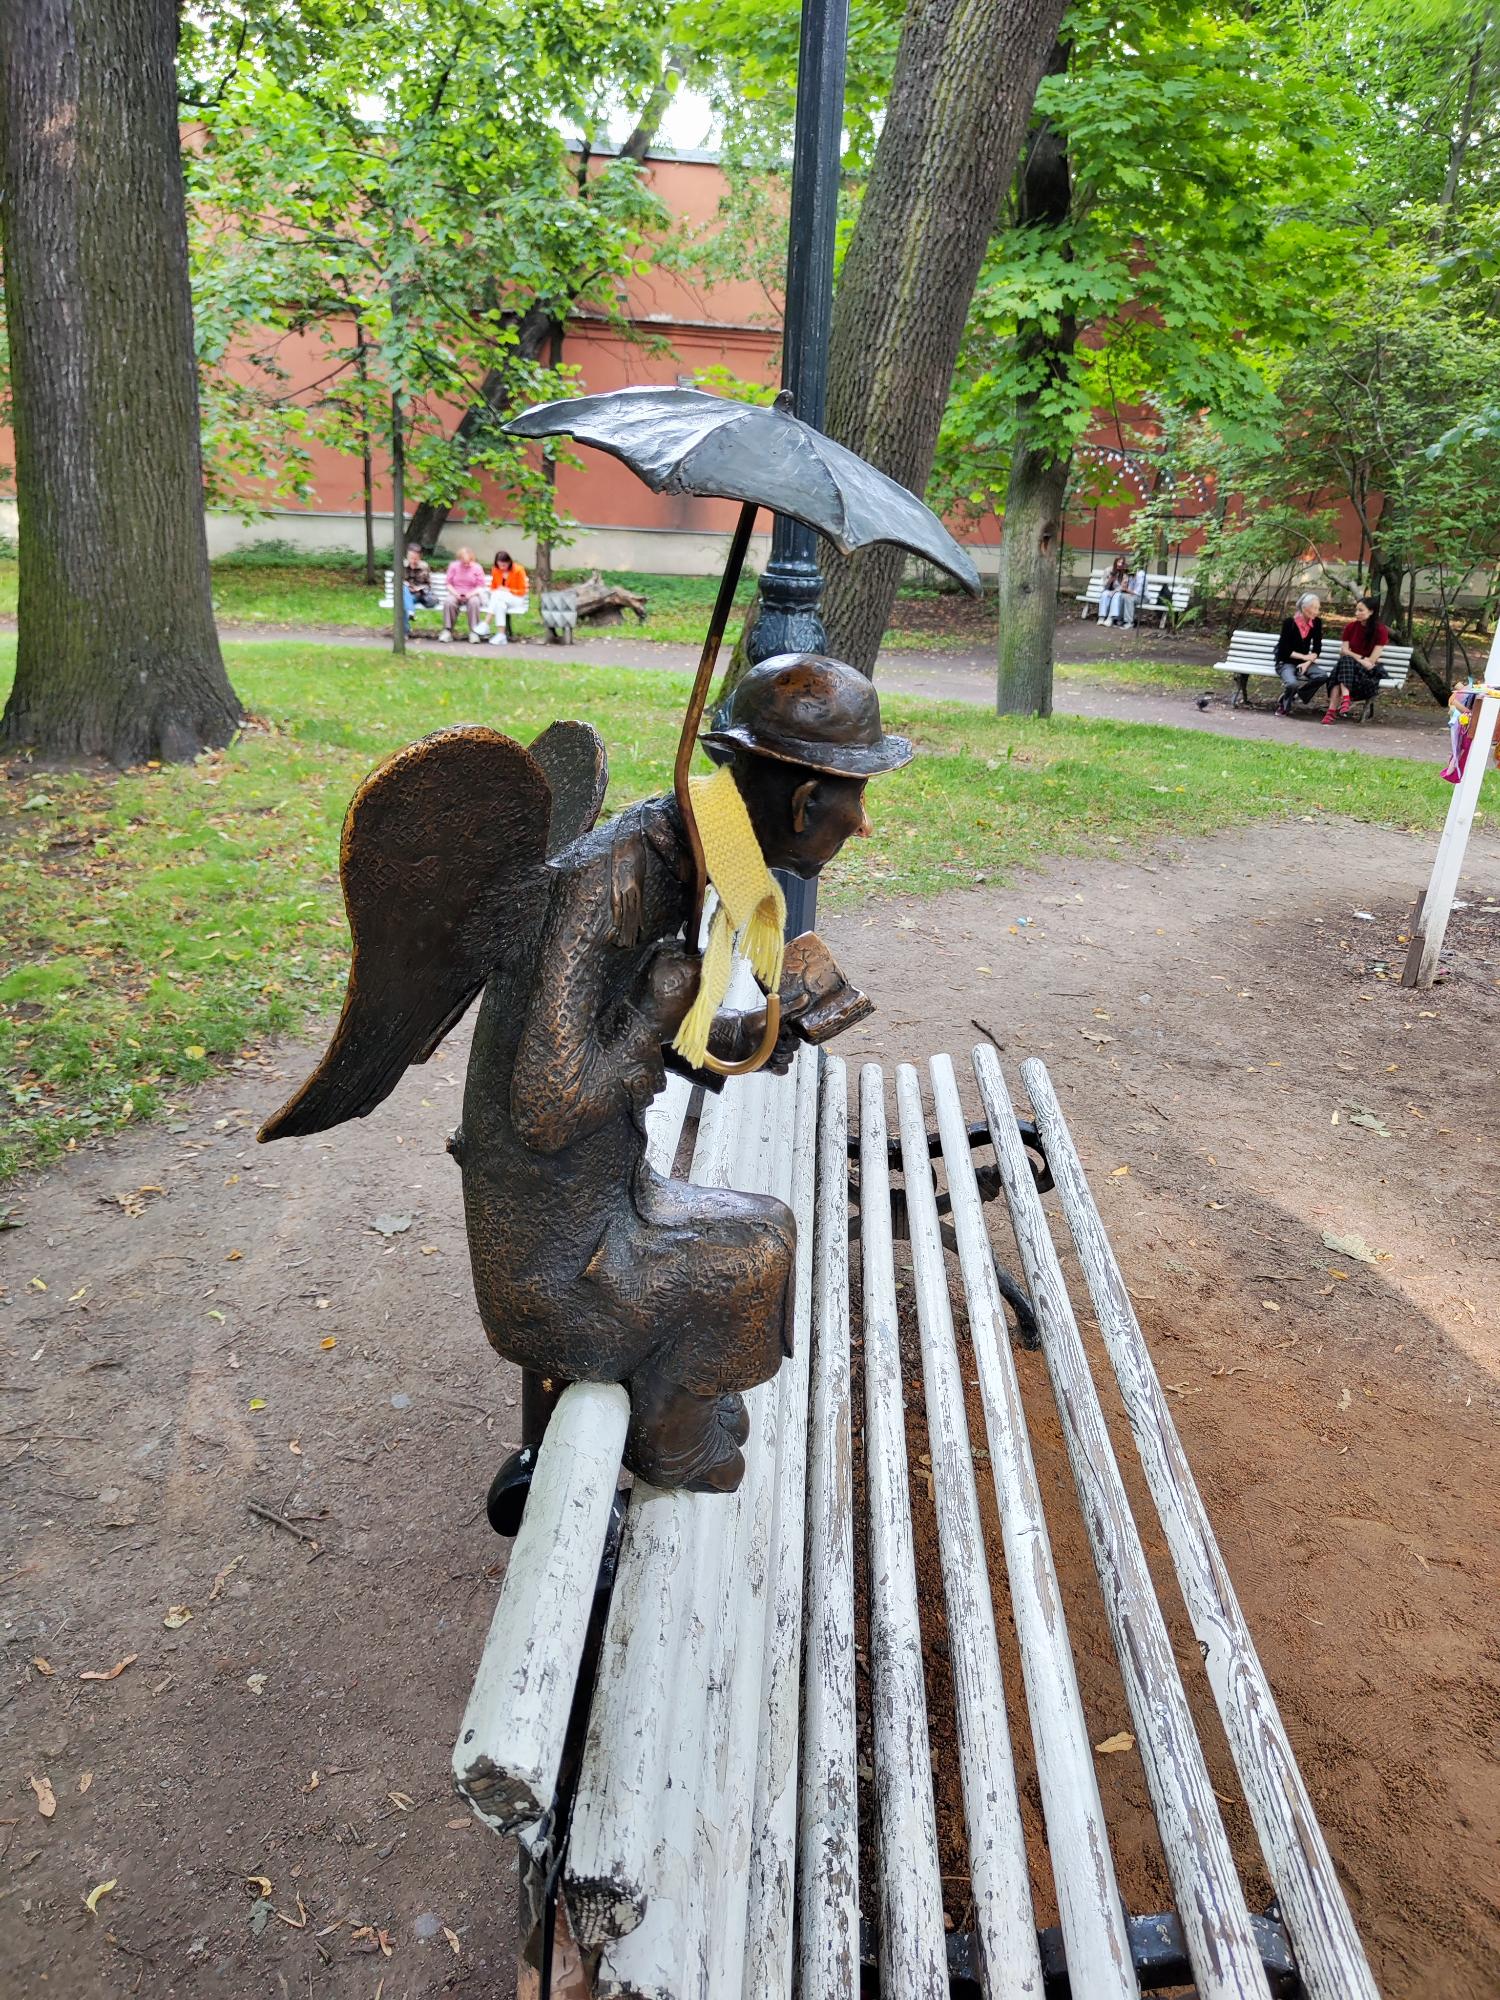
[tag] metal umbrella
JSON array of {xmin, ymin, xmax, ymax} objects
[{"xmin": 506, "ymin": 384, "xmax": 981, "ymax": 1071}]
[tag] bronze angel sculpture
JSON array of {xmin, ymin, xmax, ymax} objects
[{"xmin": 260, "ymin": 656, "xmax": 913, "ymax": 1493}]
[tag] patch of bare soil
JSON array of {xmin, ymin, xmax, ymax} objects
[{"xmin": 1, "ymin": 818, "xmax": 1496, "ymax": 1998}]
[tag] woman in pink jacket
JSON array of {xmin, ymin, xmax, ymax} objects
[{"xmin": 440, "ymin": 548, "xmax": 488, "ymax": 642}]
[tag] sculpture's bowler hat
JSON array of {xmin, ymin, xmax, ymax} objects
[{"xmin": 703, "ymin": 655, "xmax": 914, "ymax": 780}]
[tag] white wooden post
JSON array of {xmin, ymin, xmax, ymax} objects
[{"xmin": 1403, "ymin": 637, "xmax": 1500, "ymax": 987}]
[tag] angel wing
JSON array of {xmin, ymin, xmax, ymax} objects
[{"xmin": 259, "ymin": 721, "xmax": 608, "ymax": 1142}]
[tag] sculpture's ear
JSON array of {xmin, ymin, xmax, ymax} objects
[
  {"xmin": 259, "ymin": 727, "xmax": 555, "ymax": 1142},
  {"xmin": 790, "ymin": 778, "xmax": 819, "ymax": 833}
]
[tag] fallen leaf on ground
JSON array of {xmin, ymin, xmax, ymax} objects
[
  {"xmin": 78, "ymin": 1772, "xmax": 93, "ymax": 1793},
  {"xmin": 163, "ymin": 1606, "xmax": 193, "ymax": 1629},
  {"xmin": 1095, "ymin": 1731, "xmax": 1136, "ymax": 1755},
  {"xmin": 1347, "ymin": 1109, "xmax": 1392, "ymax": 1138},
  {"xmin": 319, "ymin": 1336, "xmax": 337, "ymax": 1351},
  {"xmin": 31, "ymin": 1656, "xmax": 53, "ymax": 1676},
  {"xmin": 370, "ymin": 1213, "xmax": 413, "ymax": 1237},
  {"xmin": 246, "ymin": 1672, "xmax": 267, "ymax": 1696},
  {"xmin": 208, "ymin": 1556, "xmax": 244, "ymax": 1601},
  {"xmin": 1110, "ymin": 1165, "xmax": 1130, "ymax": 1178},
  {"xmin": 225, "ymin": 1249, "xmax": 243, "ymax": 1261},
  {"xmin": 388, "ymin": 1790, "xmax": 415, "ymax": 1811},
  {"xmin": 1260, "ymin": 1300, "xmax": 1280, "ymax": 1312},
  {"xmin": 79, "ymin": 1654, "xmax": 137, "ymax": 1682},
  {"xmin": 248, "ymin": 1398, "xmax": 266, "ymax": 1412},
  {"xmin": 245, "ymin": 1875, "xmax": 273, "ymax": 1898},
  {"xmin": 443, "ymin": 1927, "xmax": 461, "ymax": 1955},
  {"xmin": 445, "ymin": 1817, "xmax": 469, "ymax": 1830},
  {"xmin": 276, "ymin": 1896, "xmax": 309, "ymax": 1929},
  {"xmin": 84, "ymin": 1880, "xmax": 116, "ymax": 1914},
  {"xmin": 1338, "ymin": 1387, "xmax": 1352, "ymax": 1411},
  {"xmin": 1321, "ymin": 1230, "xmax": 1379, "ymax": 1265},
  {"xmin": 30, "ymin": 1775, "xmax": 56, "ymax": 1818}
]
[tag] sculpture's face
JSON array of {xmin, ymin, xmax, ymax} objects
[{"xmin": 736, "ymin": 760, "xmax": 872, "ymax": 880}]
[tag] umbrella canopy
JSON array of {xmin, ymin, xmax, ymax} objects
[{"xmin": 506, "ymin": 385, "xmax": 981, "ymax": 596}]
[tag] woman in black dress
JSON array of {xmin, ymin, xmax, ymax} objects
[
  {"xmin": 1322, "ymin": 594, "xmax": 1389, "ymax": 723},
  {"xmin": 1274, "ymin": 591, "xmax": 1323, "ymax": 714}
]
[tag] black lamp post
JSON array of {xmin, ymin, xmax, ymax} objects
[{"xmin": 749, "ymin": 0, "xmax": 850, "ymax": 937}]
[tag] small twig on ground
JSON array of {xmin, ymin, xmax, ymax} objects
[
  {"xmin": 970, "ymin": 1017, "xmax": 1004, "ymax": 1050},
  {"xmin": 247, "ymin": 1500, "xmax": 320, "ymax": 1546}
]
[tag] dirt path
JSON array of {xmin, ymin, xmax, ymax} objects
[
  {"xmin": 3, "ymin": 820, "xmax": 1497, "ymax": 1998},
  {"xmin": 198, "ymin": 618, "xmax": 1453, "ymax": 764}
]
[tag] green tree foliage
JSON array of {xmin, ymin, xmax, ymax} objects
[
  {"xmin": 181, "ymin": 0, "xmax": 674, "ymax": 542},
  {"xmin": 936, "ymin": 0, "xmax": 1356, "ymax": 518}
]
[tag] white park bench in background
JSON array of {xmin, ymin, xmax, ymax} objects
[
  {"xmin": 378, "ymin": 569, "xmax": 531, "ymax": 641},
  {"xmin": 453, "ymin": 1044, "xmax": 1380, "ymax": 2000},
  {"xmin": 1077, "ymin": 566, "xmax": 1193, "ymax": 623},
  {"xmin": 1212, "ymin": 628, "xmax": 1414, "ymax": 718}
]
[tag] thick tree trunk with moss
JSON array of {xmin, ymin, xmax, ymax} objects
[
  {"xmin": 0, "ymin": 0, "xmax": 241, "ymax": 766},
  {"xmin": 995, "ymin": 46, "xmax": 1074, "ymax": 717},
  {"xmin": 820, "ymin": 0, "xmax": 1070, "ymax": 674}
]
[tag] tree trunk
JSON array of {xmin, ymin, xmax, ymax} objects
[
  {"xmin": 996, "ymin": 442, "xmax": 1069, "ymax": 716},
  {"xmin": 820, "ymin": 0, "xmax": 1071, "ymax": 674},
  {"xmin": 0, "ymin": 0, "xmax": 241, "ymax": 766},
  {"xmin": 995, "ymin": 44, "xmax": 1073, "ymax": 717}
]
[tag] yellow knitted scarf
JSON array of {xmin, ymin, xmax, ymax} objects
[{"xmin": 672, "ymin": 764, "xmax": 785, "ymax": 1069}]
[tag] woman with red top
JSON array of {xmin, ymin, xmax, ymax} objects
[{"xmin": 1323, "ymin": 593, "xmax": 1388, "ymax": 722}]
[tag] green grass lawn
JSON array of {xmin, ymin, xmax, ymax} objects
[
  {"xmin": 1, "ymin": 637, "xmax": 1455, "ymax": 1179},
  {"xmin": 0, "ymin": 555, "xmax": 969, "ymax": 653}
]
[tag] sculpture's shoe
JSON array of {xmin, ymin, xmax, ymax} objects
[{"xmin": 625, "ymin": 1367, "xmax": 750, "ymax": 1493}]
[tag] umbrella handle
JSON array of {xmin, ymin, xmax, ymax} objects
[
  {"xmin": 701, "ymin": 991, "xmax": 782, "ymax": 1077},
  {"xmin": 675, "ymin": 500, "xmax": 760, "ymax": 937}
]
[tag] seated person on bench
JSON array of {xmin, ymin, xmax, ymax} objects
[
  {"xmin": 1323, "ymin": 594, "xmax": 1388, "ymax": 723},
  {"xmin": 402, "ymin": 545, "xmax": 439, "ymax": 634},
  {"xmin": 1099, "ymin": 555, "xmax": 1145, "ymax": 626},
  {"xmin": 1273, "ymin": 591, "xmax": 1324, "ymax": 714},
  {"xmin": 484, "ymin": 549, "xmax": 529, "ymax": 646},
  {"xmin": 440, "ymin": 548, "xmax": 489, "ymax": 643}
]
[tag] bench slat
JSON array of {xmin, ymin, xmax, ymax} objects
[
  {"xmin": 565, "ymin": 1079, "xmax": 744, "ymax": 1951},
  {"xmin": 858, "ymin": 1064, "xmax": 949, "ymax": 1997},
  {"xmin": 930, "ymin": 1057, "xmax": 1136, "ymax": 1998},
  {"xmin": 694, "ymin": 1073, "xmax": 796, "ymax": 1994},
  {"xmin": 1022, "ymin": 1061, "xmax": 1382, "ymax": 2000},
  {"xmin": 742, "ymin": 1053, "xmax": 822, "ymax": 1999},
  {"xmin": 795, "ymin": 1056, "xmax": 861, "ymax": 2000},
  {"xmin": 975, "ymin": 1047, "xmax": 1268, "ymax": 2000},
  {"xmin": 451, "ymin": 1381, "xmax": 630, "ymax": 1831},
  {"xmin": 593, "ymin": 1067, "xmax": 801, "ymax": 1999},
  {"xmin": 895, "ymin": 1065, "xmax": 1044, "ymax": 1997}
]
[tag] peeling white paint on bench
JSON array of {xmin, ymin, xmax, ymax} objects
[
  {"xmin": 858, "ymin": 1064, "xmax": 949, "ymax": 1998},
  {"xmin": 928, "ymin": 1055, "xmax": 1137, "ymax": 1999},
  {"xmin": 451, "ymin": 1379, "xmax": 630, "ymax": 1832},
  {"xmin": 795, "ymin": 1056, "xmax": 860, "ymax": 2000},
  {"xmin": 594, "ymin": 1063, "xmax": 802, "ymax": 2000},
  {"xmin": 895, "ymin": 1064, "xmax": 1043, "ymax": 1999},
  {"xmin": 975, "ymin": 1044, "xmax": 1269, "ymax": 1999},
  {"xmin": 564, "ymin": 1076, "xmax": 744, "ymax": 1951},
  {"xmin": 742, "ymin": 1051, "xmax": 821, "ymax": 1999},
  {"xmin": 1022, "ymin": 1058, "xmax": 1382, "ymax": 2000}
]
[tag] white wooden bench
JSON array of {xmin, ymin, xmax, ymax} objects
[
  {"xmin": 1212, "ymin": 629, "xmax": 1414, "ymax": 718},
  {"xmin": 379, "ymin": 569, "xmax": 530, "ymax": 642},
  {"xmin": 453, "ymin": 1045, "xmax": 1379, "ymax": 1999},
  {"xmin": 1077, "ymin": 566, "xmax": 1193, "ymax": 624}
]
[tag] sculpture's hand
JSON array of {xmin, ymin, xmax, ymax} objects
[{"xmin": 638, "ymin": 940, "xmax": 699, "ymax": 1039}]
